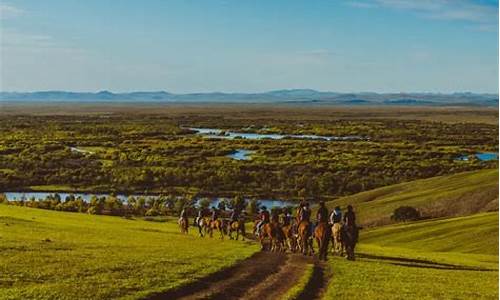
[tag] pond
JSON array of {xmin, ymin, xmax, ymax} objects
[
  {"xmin": 227, "ymin": 149, "xmax": 254, "ymax": 160},
  {"xmin": 2, "ymin": 192, "xmax": 296, "ymax": 209},
  {"xmin": 456, "ymin": 152, "xmax": 498, "ymax": 161},
  {"xmin": 188, "ymin": 127, "xmax": 363, "ymax": 141}
]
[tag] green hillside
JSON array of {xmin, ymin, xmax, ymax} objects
[
  {"xmin": 324, "ymin": 212, "xmax": 499, "ymax": 299},
  {"xmin": 0, "ymin": 205, "xmax": 258, "ymax": 299},
  {"xmin": 326, "ymin": 169, "xmax": 498, "ymax": 226},
  {"xmin": 361, "ymin": 212, "xmax": 498, "ymax": 256}
]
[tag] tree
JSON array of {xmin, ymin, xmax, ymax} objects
[{"xmin": 391, "ymin": 206, "xmax": 421, "ymax": 222}]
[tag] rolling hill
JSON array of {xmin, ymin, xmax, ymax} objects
[{"xmin": 326, "ymin": 169, "xmax": 498, "ymax": 227}]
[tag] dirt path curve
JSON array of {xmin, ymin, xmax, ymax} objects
[{"xmin": 145, "ymin": 251, "xmax": 329, "ymax": 300}]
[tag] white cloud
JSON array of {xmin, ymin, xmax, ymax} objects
[
  {"xmin": 347, "ymin": 0, "xmax": 498, "ymax": 31},
  {"xmin": 0, "ymin": 3, "xmax": 24, "ymax": 19}
]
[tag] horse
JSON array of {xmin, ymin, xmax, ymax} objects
[
  {"xmin": 282, "ymin": 222, "xmax": 298, "ymax": 253},
  {"xmin": 331, "ymin": 222, "xmax": 344, "ymax": 256},
  {"xmin": 314, "ymin": 222, "xmax": 330, "ymax": 261},
  {"xmin": 342, "ymin": 225, "xmax": 358, "ymax": 260},
  {"xmin": 297, "ymin": 220, "xmax": 314, "ymax": 256},
  {"xmin": 196, "ymin": 216, "xmax": 211, "ymax": 237},
  {"xmin": 209, "ymin": 219, "xmax": 225, "ymax": 239},
  {"xmin": 228, "ymin": 219, "xmax": 246, "ymax": 241},
  {"xmin": 178, "ymin": 217, "xmax": 189, "ymax": 234},
  {"xmin": 260, "ymin": 222, "xmax": 286, "ymax": 252}
]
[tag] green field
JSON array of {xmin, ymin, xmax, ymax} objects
[
  {"xmin": 326, "ymin": 169, "xmax": 498, "ymax": 226},
  {"xmin": 324, "ymin": 212, "xmax": 499, "ymax": 299},
  {"xmin": 0, "ymin": 205, "xmax": 258, "ymax": 300}
]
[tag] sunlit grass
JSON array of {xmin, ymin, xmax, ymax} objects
[{"xmin": 0, "ymin": 205, "xmax": 258, "ymax": 299}]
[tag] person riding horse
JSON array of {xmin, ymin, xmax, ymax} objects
[
  {"xmin": 299, "ymin": 202, "xmax": 312, "ymax": 234},
  {"xmin": 314, "ymin": 201, "xmax": 330, "ymax": 261},
  {"xmin": 179, "ymin": 206, "xmax": 189, "ymax": 233},
  {"xmin": 343, "ymin": 204, "xmax": 358, "ymax": 260},
  {"xmin": 230, "ymin": 208, "xmax": 240, "ymax": 224},
  {"xmin": 316, "ymin": 201, "xmax": 329, "ymax": 225},
  {"xmin": 329, "ymin": 206, "xmax": 342, "ymax": 225},
  {"xmin": 281, "ymin": 208, "xmax": 292, "ymax": 226},
  {"xmin": 211, "ymin": 206, "xmax": 219, "ymax": 221},
  {"xmin": 256, "ymin": 206, "xmax": 270, "ymax": 237}
]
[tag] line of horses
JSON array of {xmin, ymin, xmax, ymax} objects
[{"xmin": 179, "ymin": 216, "xmax": 358, "ymax": 261}]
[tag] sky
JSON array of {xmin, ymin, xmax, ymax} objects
[{"xmin": 0, "ymin": 0, "xmax": 498, "ymax": 93}]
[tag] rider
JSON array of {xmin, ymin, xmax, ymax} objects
[
  {"xmin": 316, "ymin": 201, "xmax": 329, "ymax": 224},
  {"xmin": 299, "ymin": 202, "xmax": 313, "ymax": 236},
  {"xmin": 230, "ymin": 208, "xmax": 240, "ymax": 224},
  {"xmin": 211, "ymin": 206, "xmax": 219, "ymax": 221},
  {"xmin": 179, "ymin": 206, "xmax": 188, "ymax": 224},
  {"xmin": 343, "ymin": 205, "xmax": 356, "ymax": 227},
  {"xmin": 195, "ymin": 207, "xmax": 205, "ymax": 226},
  {"xmin": 281, "ymin": 208, "xmax": 292, "ymax": 226},
  {"xmin": 256, "ymin": 206, "xmax": 270, "ymax": 236},
  {"xmin": 270, "ymin": 208, "xmax": 280, "ymax": 223},
  {"xmin": 343, "ymin": 204, "xmax": 358, "ymax": 243},
  {"xmin": 329, "ymin": 206, "xmax": 342, "ymax": 225}
]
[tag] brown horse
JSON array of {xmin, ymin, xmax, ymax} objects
[
  {"xmin": 314, "ymin": 222, "xmax": 330, "ymax": 261},
  {"xmin": 257, "ymin": 222, "xmax": 285, "ymax": 252},
  {"xmin": 209, "ymin": 219, "xmax": 225, "ymax": 239},
  {"xmin": 228, "ymin": 219, "xmax": 246, "ymax": 241},
  {"xmin": 282, "ymin": 223, "xmax": 298, "ymax": 253},
  {"xmin": 342, "ymin": 225, "xmax": 358, "ymax": 260},
  {"xmin": 297, "ymin": 221, "xmax": 313, "ymax": 256},
  {"xmin": 178, "ymin": 217, "xmax": 189, "ymax": 234},
  {"xmin": 331, "ymin": 223, "xmax": 344, "ymax": 256}
]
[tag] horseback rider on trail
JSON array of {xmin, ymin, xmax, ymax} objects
[
  {"xmin": 195, "ymin": 207, "xmax": 205, "ymax": 226},
  {"xmin": 316, "ymin": 201, "xmax": 329, "ymax": 224},
  {"xmin": 230, "ymin": 208, "xmax": 240, "ymax": 224},
  {"xmin": 343, "ymin": 204, "xmax": 358, "ymax": 242},
  {"xmin": 256, "ymin": 206, "xmax": 270, "ymax": 236},
  {"xmin": 211, "ymin": 206, "xmax": 219, "ymax": 221},
  {"xmin": 179, "ymin": 206, "xmax": 188, "ymax": 225},
  {"xmin": 330, "ymin": 206, "xmax": 342, "ymax": 225},
  {"xmin": 281, "ymin": 208, "xmax": 292, "ymax": 226}
]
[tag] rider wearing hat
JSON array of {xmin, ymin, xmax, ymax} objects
[{"xmin": 256, "ymin": 206, "xmax": 270, "ymax": 236}]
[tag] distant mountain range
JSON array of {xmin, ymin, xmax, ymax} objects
[{"xmin": 0, "ymin": 89, "xmax": 498, "ymax": 106}]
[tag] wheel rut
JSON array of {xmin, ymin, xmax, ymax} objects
[{"xmin": 145, "ymin": 251, "xmax": 330, "ymax": 300}]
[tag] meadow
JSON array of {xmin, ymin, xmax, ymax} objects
[
  {"xmin": 0, "ymin": 105, "xmax": 498, "ymax": 299},
  {"xmin": 324, "ymin": 212, "xmax": 499, "ymax": 299},
  {"xmin": 0, "ymin": 205, "xmax": 258, "ymax": 300}
]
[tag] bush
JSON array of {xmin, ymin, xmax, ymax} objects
[{"xmin": 391, "ymin": 206, "xmax": 421, "ymax": 222}]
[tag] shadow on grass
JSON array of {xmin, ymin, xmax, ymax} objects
[{"xmin": 357, "ymin": 253, "xmax": 497, "ymax": 272}]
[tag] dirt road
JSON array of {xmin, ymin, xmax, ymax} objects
[{"xmin": 145, "ymin": 251, "xmax": 329, "ymax": 300}]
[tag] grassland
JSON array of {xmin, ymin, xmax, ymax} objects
[
  {"xmin": 0, "ymin": 205, "xmax": 258, "ymax": 300},
  {"xmin": 326, "ymin": 169, "xmax": 498, "ymax": 226},
  {"xmin": 324, "ymin": 212, "xmax": 499, "ymax": 299}
]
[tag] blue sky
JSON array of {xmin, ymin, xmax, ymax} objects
[{"xmin": 0, "ymin": 0, "xmax": 498, "ymax": 93}]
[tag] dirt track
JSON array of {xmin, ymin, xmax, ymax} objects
[{"xmin": 145, "ymin": 251, "xmax": 329, "ymax": 300}]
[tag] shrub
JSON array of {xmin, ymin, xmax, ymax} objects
[{"xmin": 391, "ymin": 206, "xmax": 421, "ymax": 222}]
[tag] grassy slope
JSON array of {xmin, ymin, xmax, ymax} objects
[
  {"xmin": 0, "ymin": 205, "xmax": 258, "ymax": 300},
  {"xmin": 326, "ymin": 169, "xmax": 498, "ymax": 226},
  {"xmin": 324, "ymin": 212, "xmax": 499, "ymax": 299}
]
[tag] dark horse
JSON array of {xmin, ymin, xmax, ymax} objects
[
  {"xmin": 314, "ymin": 222, "xmax": 331, "ymax": 261},
  {"xmin": 342, "ymin": 225, "xmax": 358, "ymax": 260}
]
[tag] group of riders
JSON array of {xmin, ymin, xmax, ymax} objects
[{"xmin": 178, "ymin": 201, "xmax": 359, "ymax": 260}]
